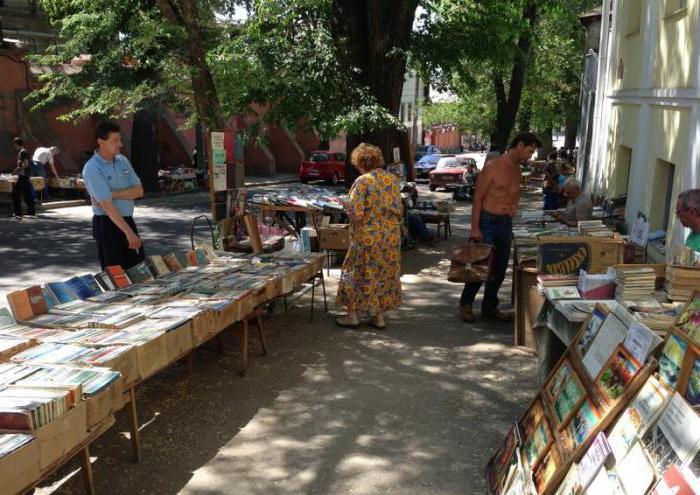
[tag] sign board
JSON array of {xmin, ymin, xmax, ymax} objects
[
  {"xmin": 393, "ymin": 146, "xmax": 401, "ymax": 163},
  {"xmin": 211, "ymin": 131, "xmax": 227, "ymax": 192}
]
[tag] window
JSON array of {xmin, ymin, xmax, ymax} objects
[
  {"xmin": 400, "ymin": 104, "xmax": 405, "ymax": 122},
  {"xmin": 407, "ymin": 103, "xmax": 413, "ymax": 123},
  {"xmin": 625, "ymin": 0, "xmax": 642, "ymax": 36},
  {"xmin": 649, "ymin": 159, "xmax": 676, "ymax": 231},
  {"xmin": 616, "ymin": 145, "xmax": 633, "ymax": 196}
]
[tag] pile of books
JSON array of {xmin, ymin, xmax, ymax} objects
[
  {"xmin": 577, "ymin": 220, "xmax": 614, "ymax": 238},
  {"xmin": 623, "ymin": 300, "xmax": 686, "ymax": 333},
  {"xmin": 247, "ymin": 185, "xmax": 348, "ymax": 211},
  {"xmin": 614, "ymin": 267, "xmax": 656, "ymax": 302},
  {"xmin": 0, "ymin": 383, "xmax": 79, "ymax": 430},
  {"xmin": 664, "ymin": 265, "xmax": 700, "ymax": 301}
]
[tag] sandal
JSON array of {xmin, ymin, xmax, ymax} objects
[{"xmin": 335, "ymin": 316, "xmax": 360, "ymax": 328}]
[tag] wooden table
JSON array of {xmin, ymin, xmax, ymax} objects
[
  {"xmin": 260, "ymin": 205, "xmax": 323, "ymax": 235},
  {"xmin": 418, "ymin": 211, "xmax": 451, "ymax": 239}
]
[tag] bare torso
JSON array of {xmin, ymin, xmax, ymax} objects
[{"xmin": 481, "ymin": 155, "xmax": 522, "ymax": 216}]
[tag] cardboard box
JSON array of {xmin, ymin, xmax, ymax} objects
[
  {"xmin": 537, "ymin": 236, "xmax": 624, "ymax": 275},
  {"xmin": 0, "ymin": 437, "xmax": 40, "ymax": 495},
  {"xmin": 164, "ymin": 321, "xmax": 194, "ymax": 362},
  {"xmin": 98, "ymin": 346, "xmax": 139, "ymax": 389},
  {"xmin": 319, "ymin": 224, "xmax": 350, "ymax": 251},
  {"xmin": 35, "ymin": 400, "xmax": 87, "ymax": 470},
  {"xmin": 85, "ymin": 378, "xmax": 123, "ymax": 429},
  {"xmin": 134, "ymin": 333, "xmax": 169, "ymax": 381}
]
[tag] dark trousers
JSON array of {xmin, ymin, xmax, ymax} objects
[
  {"xmin": 461, "ymin": 211, "xmax": 513, "ymax": 311},
  {"xmin": 12, "ymin": 175, "xmax": 35, "ymax": 216},
  {"xmin": 92, "ymin": 215, "xmax": 145, "ymax": 270}
]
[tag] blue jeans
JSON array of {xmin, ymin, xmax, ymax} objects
[
  {"xmin": 406, "ymin": 212, "xmax": 432, "ymax": 241},
  {"xmin": 460, "ymin": 211, "xmax": 513, "ymax": 311}
]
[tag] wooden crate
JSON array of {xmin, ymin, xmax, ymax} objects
[
  {"xmin": 35, "ymin": 401, "xmax": 87, "ymax": 470},
  {"xmin": 0, "ymin": 437, "xmax": 40, "ymax": 495},
  {"xmin": 85, "ymin": 377, "xmax": 123, "ymax": 430},
  {"xmin": 537, "ymin": 236, "xmax": 624, "ymax": 274}
]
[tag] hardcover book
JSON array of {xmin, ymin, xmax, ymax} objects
[
  {"xmin": 147, "ymin": 255, "xmax": 171, "ymax": 278},
  {"xmin": 106, "ymin": 265, "xmax": 131, "ymax": 289},
  {"xmin": 6, "ymin": 286, "xmax": 48, "ymax": 321},
  {"xmin": 94, "ymin": 271, "xmax": 116, "ymax": 291},
  {"xmin": 126, "ymin": 261, "xmax": 155, "ymax": 284},
  {"xmin": 163, "ymin": 253, "xmax": 183, "ymax": 273},
  {"xmin": 45, "ymin": 281, "xmax": 78, "ymax": 305},
  {"xmin": 79, "ymin": 274, "xmax": 103, "ymax": 296},
  {"xmin": 64, "ymin": 276, "xmax": 95, "ymax": 300}
]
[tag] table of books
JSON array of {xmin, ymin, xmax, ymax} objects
[
  {"xmin": 486, "ymin": 291, "xmax": 700, "ymax": 495},
  {"xmin": 0, "ymin": 246, "xmax": 326, "ymax": 495}
]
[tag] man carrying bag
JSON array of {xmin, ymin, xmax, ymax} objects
[{"xmin": 458, "ymin": 132, "xmax": 541, "ymax": 323}]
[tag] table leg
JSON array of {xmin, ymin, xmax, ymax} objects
[
  {"xmin": 321, "ymin": 270, "xmax": 328, "ymax": 312},
  {"xmin": 239, "ymin": 320, "xmax": 249, "ymax": 377},
  {"xmin": 127, "ymin": 388, "xmax": 141, "ymax": 462},
  {"xmin": 81, "ymin": 445, "xmax": 95, "ymax": 495},
  {"xmin": 255, "ymin": 312, "xmax": 267, "ymax": 356}
]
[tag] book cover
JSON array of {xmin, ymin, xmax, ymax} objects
[
  {"xmin": 46, "ymin": 281, "xmax": 78, "ymax": 305},
  {"xmin": 94, "ymin": 271, "xmax": 116, "ymax": 291},
  {"xmin": 64, "ymin": 276, "xmax": 94, "ymax": 300},
  {"xmin": 126, "ymin": 262, "xmax": 155, "ymax": 284},
  {"xmin": 163, "ymin": 253, "xmax": 183, "ymax": 273},
  {"xmin": 147, "ymin": 255, "xmax": 170, "ymax": 277},
  {"xmin": 174, "ymin": 251, "xmax": 189, "ymax": 270},
  {"xmin": 595, "ymin": 345, "xmax": 642, "ymax": 403},
  {"xmin": 565, "ymin": 399, "xmax": 600, "ymax": 450},
  {"xmin": 577, "ymin": 432, "xmax": 613, "ymax": 490},
  {"xmin": 79, "ymin": 275, "xmax": 103, "ymax": 296},
  {"xmin": 186, "ymin": 250, "xmax": 199, "ymax": 266},
  {"xmin": 685, "ymin": 358, "xmax": 700, "ymax": 407},
  {"xmin": 6, "ymin": 286, "xmax": 48, "ymax": 321},
  {"xmin": 652, "ymin": 465, "xmax": 698, "ymax": 495},
  {"xmin": 658, "ymin": 335, "xmax": 688, "ymax": 389},
  {"xmin": 676, "ymin": 297, "xmax": 700, "ymax": 346},
  {"xmin": 194, "ymin": 248, "xmax": 208, "ymax": 266},
  {"xmin": 545, "ymin": 287, "xmax": 581, "ymax": 300},
  {"xmin": 106, "ymin": 265, "xmax": 131, "ymax": 289},
  {"xmin": 41, "ymin": 286, "xmax": 59, "ymax": 309},
  {"xmin": 532, "ymin": 447, "xmax": 559, "ymax": 494}
]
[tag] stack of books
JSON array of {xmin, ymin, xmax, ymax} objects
[
  {"xmin": 623, "ymin": 300, "xmax": 686, "ymax": 333},
  {"xmin": 614, "ymin": 267, "xmax": 656, "ymax": 302},
  {"xmin": 664, "ymin": 265, "xmax": 700, "ymax": 301},
  {"xmin": 0, "ymin": 432, "xmax": 34, "ymax": 457},
  {"xmin": 0, "ymin": 384, "xmax": 78, "ymax": 430},
  {"xmin": 578, "ymin": 220, "xmax": 614, "ymax": 237},
  {"xmin": 537, "ymin": 274, "xmax": 579, "ymax": 291}
]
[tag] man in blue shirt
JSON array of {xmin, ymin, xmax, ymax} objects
[{"xmin": 82, "ymin": 122, "xmax": 145, "ymax": 269}]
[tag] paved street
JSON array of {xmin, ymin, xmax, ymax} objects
[{"xmin": 2, "ymin": 182, "xmax": 538, "ymax": 495}]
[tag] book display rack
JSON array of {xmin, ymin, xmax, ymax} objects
[
  {"xmin": 0, "ymin": 247, "xmax": 326, "ymax": 494},
  {"xmin": 487, "ymin": 292, "xmax": 700, "ymax": 495}
]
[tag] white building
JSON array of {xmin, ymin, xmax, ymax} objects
[{"xmin": 399, "ymin": 70, "xmax": 426, "ymax": 146}]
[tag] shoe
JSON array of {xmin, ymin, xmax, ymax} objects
[
  {"xmin": 460, "ymin": 305, "xmax": 476, "ymax": 323},
  {"xmin": 335, "ymin": 316, "xmax": 360, "ymax": 329},
  {"xmin": 370, "ymin": 316, "xmax": 387, "ymax": 330},
  {"xmin": 481, "ymin": 308, "xmax": 513, "ymax": 322}
]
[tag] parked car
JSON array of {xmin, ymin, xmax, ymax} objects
[
  {"xmin": 299, "ymin": 151, "xmax": 346, "ymax": 185},
  {"xmin": 414, "ymin": 145, "xmax": 441, "ymax": 161},
  {"xmin": 429, "ymin": 157, "xmax": 478, "ymax": 191},
  {"xmin": 414, "ymin": 153, "xmax": 441, "ymax": 179}
]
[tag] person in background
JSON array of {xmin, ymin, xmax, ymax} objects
[
  {"xmin": 554, "ymin": 178, "xmax": 593, "ymax": 226},
  {"xmin": 82, "ymin": 122, "xmax": 145, "ymax": 270},
  {"xmin": 676, "ymin": 188, "xmax": 700, "ymax": 252},
  {"xmin": 542, "ymin": 162, "xmax": 562, "ymax": 210},
  {"xmin": 461, "ymin": 132, "xmax": 541, "ymax": 323},
  {"xmin": 32, "ymin": 146, "xmax": 60, "ymax": 179},
  {"xmin": 336, "ymin": 143, "xmax": 402, "ymax": 330},
  {"xmin": 11, "ymin": 137, "xmax": 35, "ymax": 218}
]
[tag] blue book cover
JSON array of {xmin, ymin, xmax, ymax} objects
[
  {"xmin": 41, "ymin": 285, "xmax": 60, "ymax": 309},
  {"xmin": 195, "ymin": 248, "xmax": 208, "ymax": 266},
  {"xmin": 64, "ymin": 276, "xmax": 94, "ymax": 300},
  {"xmin": 46, "ymin": 281, "xmax": 78, "ymax": 304},
  {"xmin": 79, "ymin": 275, "xmax": 102, "ymax": 296}
]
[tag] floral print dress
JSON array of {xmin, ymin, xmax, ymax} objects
[{"xmin": 336, "ymin": 168, "xmax": 402, "ymax": 313}]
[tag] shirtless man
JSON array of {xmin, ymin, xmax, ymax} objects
[{"xmin": 461, "ymin": 132, "xmax": 541, "ymax": 323}]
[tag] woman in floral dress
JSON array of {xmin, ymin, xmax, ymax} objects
[{"xmin": 336, "ymin": 143, "xmax": 402, "ymax": 329}]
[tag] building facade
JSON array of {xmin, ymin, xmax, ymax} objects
[
  {"xmin": 585, "ymin": 0, "xmax": 700, "ymax": 261},
  {"xmin": 399, "ymin": 70, "xmax": 426, "ymax": 146}
]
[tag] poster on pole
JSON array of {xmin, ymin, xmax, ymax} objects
[{"xmin": 211, "ymin": 131, "xmax": 227, "ymax": 191}]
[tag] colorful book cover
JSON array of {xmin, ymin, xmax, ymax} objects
[
  {"xmin": 652, "ymin": 465, "xmax": 698, "ymax": 495},
  {"xmin": 186, "ymin": 250, "xmax": 199, "ymax": 266},
  {"xmin": 566, "ymin": 399, "xmax": 600, "ymax": 450},
  {"xmin": 519, "ymin": 399, "xmax": 545, "ymax": 442},
  {"xmin": 46, "ymin": 281, "xmax": 78, "ymax": 305},
  {"xmin": 174, "ymin": 252, "xmax": 189, "ymax": 270},
  {"xmin": 79, "ymin": 275, "xmax": 103, "ymax": 296},
  {"xmin": 596, "ymin": 346, "xmax": 641, "ymax": 403},
  {"xmin": 523, "ymin": 420, "xmax": 550, "ymax": 467},
  {"xmin": 147, "ymin": 256, "xmax": 170, "ymax": 277},
  {"xmin": 194, "ymin": 248, "xmax": 208, "ymax": 266},
  {"xmin": 64, "ymin": 276, "xmax": 94, "ymax": 300},
  {"xmin": 126, "ymin": 262, "xmax": 154, "ymax": 284},
  {"xmin": 685, "ymin": 358, "xmax": 700, "ymax": 407},
  {"xmin": 532, "ymin": 448, "xmax": 558, "ymax": 494},
  {"xmin": 162, "ymin": 253, "xmax": 183, "ymax": 273},
  {"xmin": 676, "ymin": 298, "xmax": 700, "ymax": 346},
  {"xmin": 106, "ymin": 266, "xmax": 131, "ymax": 289},
  {"xmin": 94, "ymin": 272, "xmax": 116, "ymax": 291},
  {"xmin": 658, "ymin": 335, "xmax": 688, "ymax": 389},
  {"xmin": 41, "ymin": 285, "xmax": 59, "ymax": 309}
]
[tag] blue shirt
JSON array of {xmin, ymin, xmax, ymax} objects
[{"xmin": 82, "ymin": 152, "xmax": 141, "ymax": 216}]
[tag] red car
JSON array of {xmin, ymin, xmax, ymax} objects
[
  {"xmin": 429, "ymin": 157, "xmax": 478, "ymax": 191},
  {"xmin": 299, "ymin": 151, "xmax": 346, "ymax": 185}
]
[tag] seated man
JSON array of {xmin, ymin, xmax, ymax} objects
[{"xmin": 554, "ymin": 178, "xmax": 593, "ymax": 227}]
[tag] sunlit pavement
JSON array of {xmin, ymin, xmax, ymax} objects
[{"xmin": 9, "ymin": 185, "xmax": 538, "ymax": 495}]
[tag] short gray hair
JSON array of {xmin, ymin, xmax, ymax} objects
[
  {"xmin": 679, "ymin": 188, "xmax": 700, "ymax": 211},
  {"xmin": 563, "ymin": 178, "xmax": 582, "ymax": 190},
  {"xmin": 49, "ymin": 146, "xmax": 59, "ymax": 154}
]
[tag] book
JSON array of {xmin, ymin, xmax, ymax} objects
[
  {"xmin": 94, "ymin": 271, "xmax": 116, "ymax": 291},
  {"xmin": 642, "ymin": 392, "xmax": 700, "ymax": 477},
  {"xmin": 147, "ymin": 255, "xmax": 171, "ymax": 278},
  {"xmin": 685, "ymin": 357, "xmax": 700, "ymax": 407},
  {"xmin": 582, "ymin": 310, "xmax": 629, "ymax": 379},
  {"xmin": 194, "ymin": 248, "xmax": 209, "ymax": 266},
  {"xmin": 615, "ymin": 441, "xmax": 656, "ymax": 494},
  {"xmin": 6, "ymin": 286, "xmax": 48, "ymax": 321},
  {"xmin": 64, "ymin": 276, "xmax": 95, "ymax": 300},
  {"xmin": 565, "ymin": 399, "xmax": 600, "ymax": 450},
  {"xmin": 0, "ymin": 308, "xmax": 16, "ymax": 329},
  {"xmin": 652, "ymin": 464, "xmax": 699, "ymax": 495},
  {"xmin": 545, "ymin": 287, "xmax": 581, "ymax": 301},
  {"xmin": 174, "ymin": 251, "xmax": 190, "ymax": 270},
  {"xmin": 185, "ymin": 250, "xmax": 199, "ymax": 266},
  {"xmin": 658, "ymin": 334, "xmax": 688, "ymax": 389},
  {"xmin": 106, "ymin": 265, "xmax": 131, "ymax": 288},
  {"xmin": 676, "ymin": 296, "xmax": 700, "ymax": 346},
  {"xmin": 0, "ymin": 433, "xmax": 34, "ymax": 458},
  {"xmin": 41, "ymin": 286, "xmax": 59, "ymax": 310},
  {"xmin": 79, "ymin": 274, "xmax": 103, "ymax": 296},
  {"xmin": 16, "ymin": 365, "xmax": 120, "ymax": 396},
  {"xmin": 162, "ymin": 253, "xmax": 183, "ymax": 273},
  {"xmin": 595, "ymin": 345, "xmax": 641, "ymax": 404},
  {"xmin": 45, "ymin": 281, "xmax": 78, "ymax": 305},
  {"xmin": 577, "ymin": 432, "xmax": 613, "ymax": 490},
  {"xmin": 125, "ymin": 261, "xmax": 155, "ymax": 284}
]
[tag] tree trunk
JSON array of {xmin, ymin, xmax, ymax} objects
[
  {"xmin": 131, "ymin": 108, "xmax": 160, "ymax": 192},
  {"xmin": 331, "ymin": 0, "xmax": 419, "ymax": 186},
  {"xmin": 564, "ymin": 116, "xmax": 578, "ymax": 149},
  {"xmin": 488, "ymin": 1, "xmax": 538, "ymax": 153},
  {"xmin": 155, "ymin": 0, "xmax": 225, "ymax": 131}
]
